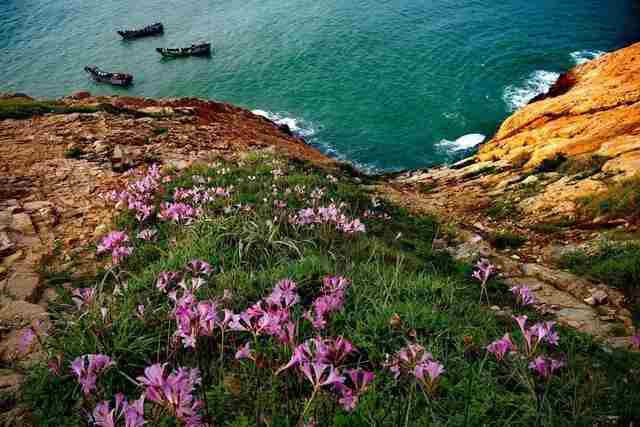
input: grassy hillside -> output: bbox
[16,153,640,426]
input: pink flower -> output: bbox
[314,336,357,365]
[158,202,201,224]
[91,393,145,427]
[97,231,133,265]
[278,337,358,375]
[413,360,446,395]
[137,228,157,241]
[290,204,365,234]
[107,164,162,223]
[472,258,494,302]
[305,276,350,330]
[529,356,564,379]
[18,328,36,354]
[235,342,254,361]
[632,335,640,350]
[510,285,536,306]
[265,279,300,308]
[300,362,345,389]
[186,259,212,276]
[137,364,204,426]
[156,271,181,293]
[513,316,559,355]
[384,343,433,380]
[336,369,375,412]
[71,354,115,395]
[173,293,220,348]
[486,334,514,361]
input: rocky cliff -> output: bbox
[393,41,640,222]
[479,42,640,175]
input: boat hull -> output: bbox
[156,44,211,58]
[117,23,163,40]
[84,66,133,87]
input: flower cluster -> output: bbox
[97,231,133,265]
[305,276,350,330]
[278,336,374,412]
[384,343,445,395]
[510,285,536,306]
[487,316,563,380]
[71,354,115,395]
[290,204,365,234]
[486,334,514,361]
[158,202,202,224]
[229,279,299,345]
[173,292,225,348]
[173,186,230,204]
[632,334,640,350]
[155,260,233,348]
[137,363,204,427]
[512,315,559,355]
[106,164,163,223]
[92,393,145,427]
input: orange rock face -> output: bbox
[478,41,640,176]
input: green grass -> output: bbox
[63,146,84,159]
[578,174,640,220]
[0,98,103,120]
[0,98,172,121]
[560,241,640,291]
[16,154,640,426]
[488,231,527,250]
[485,199,520,220]
[558,155,609,180]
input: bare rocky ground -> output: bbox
[0,93,332,409]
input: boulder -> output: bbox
[0,231,14,256]
[11,213,35,235]
[3,272,41,302]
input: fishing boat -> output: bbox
[117,23,163,40]
[84,66,133,87]
[156,43,211,58]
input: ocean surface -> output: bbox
[2,1,640,171]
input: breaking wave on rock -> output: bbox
[502,70,560,112]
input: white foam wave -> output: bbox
[570,50,605,65]
[437,133,486,152]
[252,109,380,173]
[252,109,316,138]
[502,70,560,112]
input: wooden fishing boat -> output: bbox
[84,66,133,87]
[117,23,163,40]
[156,43,211,58]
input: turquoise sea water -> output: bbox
[2,1,640,171]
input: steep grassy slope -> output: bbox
[17,154,640,426]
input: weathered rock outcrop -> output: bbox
[479,42,640,175]
[393,42,640,222]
